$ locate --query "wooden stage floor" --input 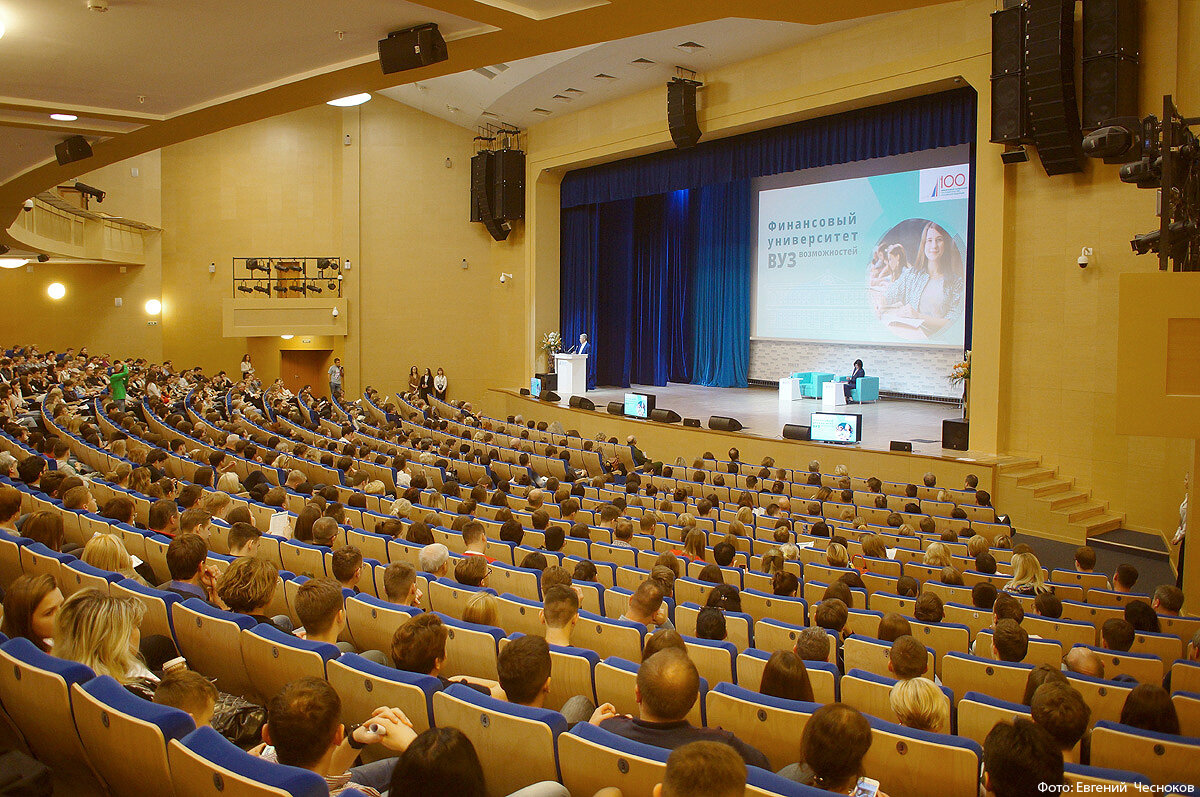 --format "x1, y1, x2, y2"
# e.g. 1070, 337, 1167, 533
572, 382, 965, 457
